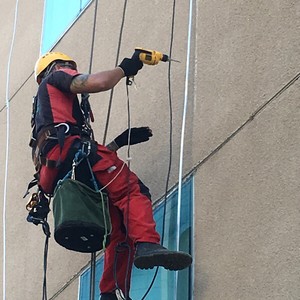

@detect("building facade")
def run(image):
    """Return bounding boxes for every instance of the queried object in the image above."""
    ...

[0,0,299,299]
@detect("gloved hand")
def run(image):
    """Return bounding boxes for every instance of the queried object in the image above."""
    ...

[118,58,143,77]
[114,127,152,148]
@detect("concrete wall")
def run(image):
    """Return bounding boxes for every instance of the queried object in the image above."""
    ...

[0,0,299,299]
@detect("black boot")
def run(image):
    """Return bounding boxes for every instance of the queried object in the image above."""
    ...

[100,293,118,300]
[134,242,192,271]
[100,292,132,300]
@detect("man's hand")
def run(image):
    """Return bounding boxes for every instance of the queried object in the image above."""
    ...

[115,127,152,147]
[106,127,152,151]
[118,58,143,77]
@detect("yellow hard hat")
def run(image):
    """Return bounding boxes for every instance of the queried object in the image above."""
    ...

[34,52,77,83]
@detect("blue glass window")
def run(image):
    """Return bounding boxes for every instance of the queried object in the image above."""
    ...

[41,0,92,53]
[79,176,194,300]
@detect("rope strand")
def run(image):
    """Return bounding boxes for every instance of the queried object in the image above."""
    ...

[3,1,19,299]
[102,0,128,145]
[140,0,177,298]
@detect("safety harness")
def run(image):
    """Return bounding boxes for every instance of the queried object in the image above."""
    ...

[24,93,111,300]
[26,89,97,203]
[29,92,94,172]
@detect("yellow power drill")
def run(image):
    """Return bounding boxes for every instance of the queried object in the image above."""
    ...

[132,47,180,65]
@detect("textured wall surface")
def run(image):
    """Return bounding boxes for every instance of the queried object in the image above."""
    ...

[0,0,299,299]
[194,81,300,300]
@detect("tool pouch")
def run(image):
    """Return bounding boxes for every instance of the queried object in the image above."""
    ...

[53,178,111,253]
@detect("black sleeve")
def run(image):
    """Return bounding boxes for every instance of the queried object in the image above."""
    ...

[47,70,80,93]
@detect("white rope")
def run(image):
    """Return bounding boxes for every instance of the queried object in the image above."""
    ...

[175,0,193,297]
[99,84,132,193]
[3,1,20,299]
[39,0,46,55]
[177,0,194,251]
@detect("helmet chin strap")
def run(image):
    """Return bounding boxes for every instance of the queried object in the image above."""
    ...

[42,61,58,80]
[42,61,75,81]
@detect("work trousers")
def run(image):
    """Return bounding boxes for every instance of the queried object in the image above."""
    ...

[38,136,160,295]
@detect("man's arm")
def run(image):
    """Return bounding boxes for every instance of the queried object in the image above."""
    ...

[70,68,124,94]
[70,57,143,94]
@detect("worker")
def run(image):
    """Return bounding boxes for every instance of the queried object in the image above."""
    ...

[30,51,192,300]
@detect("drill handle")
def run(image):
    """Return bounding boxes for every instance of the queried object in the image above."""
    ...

[132,48,161,65]
[132,47,151,59]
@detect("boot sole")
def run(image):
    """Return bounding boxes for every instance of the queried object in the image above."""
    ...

[134,251,192,271]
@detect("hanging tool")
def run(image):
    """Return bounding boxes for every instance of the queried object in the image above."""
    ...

[132,47,180,65]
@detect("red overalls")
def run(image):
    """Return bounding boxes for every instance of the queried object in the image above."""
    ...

[33,69,160,295]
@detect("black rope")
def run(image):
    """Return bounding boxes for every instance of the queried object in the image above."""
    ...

[27,216,50,300]
[26,190,51,300]
[82,0,179,298]
[113,242,131,300]
[43,230,50,300]
[140,0,177,298]
[112,64,132,300]
[97,1,132,298]
[89,253,96,300]
[85,0,131,298]
[86,2,99,300]
[124,83,132,299]
[88,0,99,73]
[82,0,131,298]
[102,0,128,145]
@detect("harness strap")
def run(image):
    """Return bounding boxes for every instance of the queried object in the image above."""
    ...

[31,124,83,170]
[54,140,102,191]
[31,123,81,149]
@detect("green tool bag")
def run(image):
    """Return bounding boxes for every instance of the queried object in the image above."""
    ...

[53,178,111,253]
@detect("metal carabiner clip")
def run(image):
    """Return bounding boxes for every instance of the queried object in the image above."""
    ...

[54,123,70,134]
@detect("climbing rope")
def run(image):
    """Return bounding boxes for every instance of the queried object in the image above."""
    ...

[76,0,134,298]
[102,0,128,145]
[111,83,133,300]
[2,0,299,300]
[175,0,194,298]
[85,1,99,299]
[93,0,132,298]
[4,1,185,300]
[139,1,177,299]
[83,0,132,299]
[3,1,19,300]
[88,0,99,74]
